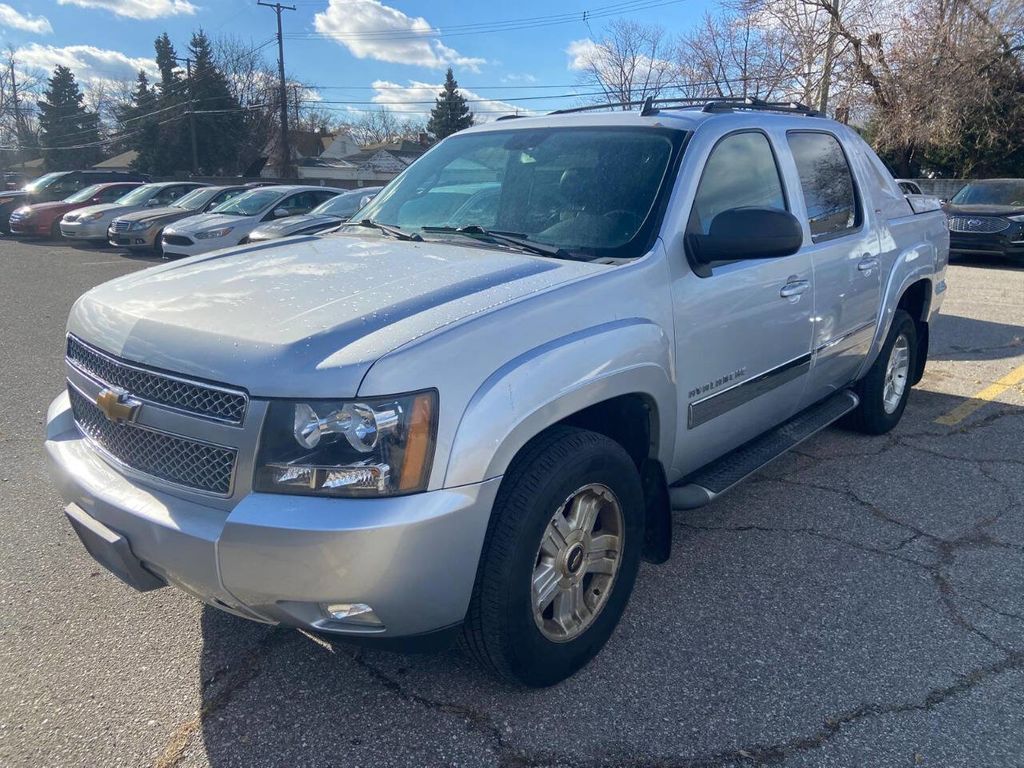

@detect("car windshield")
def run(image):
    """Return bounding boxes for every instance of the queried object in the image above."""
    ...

[951,180,1024,207]
[64,184,105,203]
[23,173,64,193]
[355,127,680,260]
[172,187,221,211]
[312,190,370,217]
[212,189,284,216]
[115,184,159,205]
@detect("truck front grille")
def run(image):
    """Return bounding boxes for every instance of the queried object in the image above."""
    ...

[69,387,237,495]
[66,336,247,424]
[946,215,1010,234]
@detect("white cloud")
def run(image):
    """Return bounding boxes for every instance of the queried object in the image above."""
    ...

[501,73,538,84]
[0,3,53,34]
[566,38,601,71]
[56,0,196,20]
[314,0,485,72]
[15,43,158,87]
[370,79,524,122]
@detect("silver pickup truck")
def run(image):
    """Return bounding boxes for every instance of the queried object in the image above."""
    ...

[45,99,949,687]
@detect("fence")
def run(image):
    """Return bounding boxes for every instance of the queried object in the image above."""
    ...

[910,178,968,200]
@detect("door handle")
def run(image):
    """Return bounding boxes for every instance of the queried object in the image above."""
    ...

[858,255,879,272]
[780,279,810,298]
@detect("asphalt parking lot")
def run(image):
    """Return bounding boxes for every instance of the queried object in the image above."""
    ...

[1,237,1022,768]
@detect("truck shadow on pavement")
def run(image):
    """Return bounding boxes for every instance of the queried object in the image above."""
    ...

[930,313,1024,361]
[190,387,1024,768]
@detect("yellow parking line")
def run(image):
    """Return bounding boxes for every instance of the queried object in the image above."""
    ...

[935,363,1024,426]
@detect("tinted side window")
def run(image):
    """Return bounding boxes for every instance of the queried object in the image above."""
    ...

[787,132,860,240]
[689,132,786,235]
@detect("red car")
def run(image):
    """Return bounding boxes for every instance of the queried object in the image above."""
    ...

[8,182,142,238]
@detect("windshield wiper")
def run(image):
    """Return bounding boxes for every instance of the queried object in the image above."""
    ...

[350,218,422,242]
[420,225,584,260]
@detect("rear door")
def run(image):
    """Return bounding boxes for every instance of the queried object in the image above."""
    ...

[671,129,815,475]
[784,131,881,408]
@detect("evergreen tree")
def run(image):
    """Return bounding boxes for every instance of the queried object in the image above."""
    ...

[139,32,188,174]
[119,71,160,171]
[154,33,181,97]
[37,65,101,170]
[427,68,473,140]
[187,29,245,173]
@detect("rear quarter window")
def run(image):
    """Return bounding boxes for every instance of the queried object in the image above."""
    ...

[786,131,861,240]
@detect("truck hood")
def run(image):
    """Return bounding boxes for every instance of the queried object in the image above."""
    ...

[68,233,603,398]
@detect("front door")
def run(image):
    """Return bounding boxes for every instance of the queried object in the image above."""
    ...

[670,130,814,477]
[785,130,881,407]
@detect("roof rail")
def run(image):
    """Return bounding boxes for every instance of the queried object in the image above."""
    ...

[548,95,821,118]
[495,113,525,121]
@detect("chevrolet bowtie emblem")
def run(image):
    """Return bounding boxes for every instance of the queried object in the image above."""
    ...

[95,387,141,424]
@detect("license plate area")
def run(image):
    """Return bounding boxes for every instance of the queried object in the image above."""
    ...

[64,503,165,592]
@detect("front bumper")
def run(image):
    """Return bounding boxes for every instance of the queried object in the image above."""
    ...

[45,391,500,637]
[60,219,110,241]
[9,216,48,236]
[160,232,234,258]
[109,225,160,250]
[949,229,1024,259]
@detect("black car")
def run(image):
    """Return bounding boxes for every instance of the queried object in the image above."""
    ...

[0,169,150,234]
[943,179,1024,261]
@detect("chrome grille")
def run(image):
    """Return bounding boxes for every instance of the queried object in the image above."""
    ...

[111,220,130,233]
[947,215,1010,234]
[69,387,236,495]
[66,336,247,424]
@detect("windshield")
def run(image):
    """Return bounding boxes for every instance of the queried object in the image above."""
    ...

[115,184,159,206]
[24,173,64,193]
[355,127,681,260]
[312,189,372,217]
[951,180,1024,207]
[212,189,284,216]
[65,184,104,203]
[173,187,222,211]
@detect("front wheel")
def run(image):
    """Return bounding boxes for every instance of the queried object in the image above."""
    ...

[462,426,644,687]
[845,309,917,434]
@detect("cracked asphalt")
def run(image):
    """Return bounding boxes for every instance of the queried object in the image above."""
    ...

[1,238,1023,768]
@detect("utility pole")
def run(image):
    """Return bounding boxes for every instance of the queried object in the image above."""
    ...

[818,0,841,115]
[258,1,295,178]
[175,55,199,175]
[9,58,22,153]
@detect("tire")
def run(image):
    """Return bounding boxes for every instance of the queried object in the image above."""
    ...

[462,426,644,687]
[153,230,164,256]
[50,220,62,240]
[845,309,917,435]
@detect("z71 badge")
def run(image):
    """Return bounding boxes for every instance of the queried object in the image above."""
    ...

[688,367,747,400]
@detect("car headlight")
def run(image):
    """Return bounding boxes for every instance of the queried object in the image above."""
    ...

[13,206,31,217]
[254,391,437,497]
[1007,214,1024,223]
[195,226,234,239]
[128,220,154,231]
[79,212,104,221]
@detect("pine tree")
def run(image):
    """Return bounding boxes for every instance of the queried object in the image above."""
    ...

[187,29,245,173]
[154,33,181,97]
[144,32,189,174]
[120,71,160,171]
[427,68,473,140]
[37,65,101,170]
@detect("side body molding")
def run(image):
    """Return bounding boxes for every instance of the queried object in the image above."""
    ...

[443,319,676,488]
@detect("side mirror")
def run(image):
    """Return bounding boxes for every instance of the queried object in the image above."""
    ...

[146,198,161,207]
[689,207,803,266]
[272,207,292,219]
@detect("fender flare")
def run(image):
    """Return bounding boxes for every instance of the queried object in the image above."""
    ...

[443,318,676,488]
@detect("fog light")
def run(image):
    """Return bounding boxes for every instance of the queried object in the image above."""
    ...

[323,602,382,627]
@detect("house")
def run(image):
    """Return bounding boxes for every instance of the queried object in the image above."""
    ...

[92,150,138,173]
[297,133,432,185]
[258,128,337,178]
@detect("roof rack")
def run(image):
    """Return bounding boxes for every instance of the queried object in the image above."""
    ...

[548,95,821,118]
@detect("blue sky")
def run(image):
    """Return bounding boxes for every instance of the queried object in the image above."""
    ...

[0,0,716,120]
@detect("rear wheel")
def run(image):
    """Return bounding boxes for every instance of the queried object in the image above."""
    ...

[462,426,644,687]
[845,309,917,434]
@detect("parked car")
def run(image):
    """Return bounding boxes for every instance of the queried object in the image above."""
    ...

[160,185,342,257]
[45,100,948,686]
[3,172,25,191]
[109,185,254,253]
[942,178,1024,261]
[895,179,922,196]
[60,182,205,243]
[245,186,382,242]
[9,182,143,239]
[0,170,150,234]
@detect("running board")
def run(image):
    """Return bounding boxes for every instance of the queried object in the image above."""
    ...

[669,390,859,510]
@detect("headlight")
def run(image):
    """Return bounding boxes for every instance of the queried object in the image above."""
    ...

[80,212,104,221]
[254,390,437,497]
[195,226,234,239]
[128,220,154,231]
[1008,214,1024,223]
[13,206,31,217]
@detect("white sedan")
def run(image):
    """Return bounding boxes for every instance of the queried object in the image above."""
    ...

[160,185,343,257]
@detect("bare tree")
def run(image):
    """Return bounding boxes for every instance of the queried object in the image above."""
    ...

[573,19,675,107]
[348,108,426,146]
